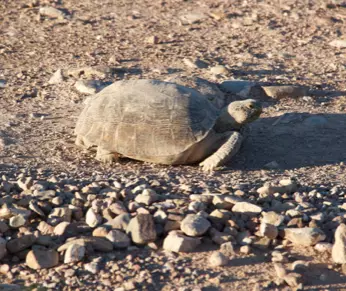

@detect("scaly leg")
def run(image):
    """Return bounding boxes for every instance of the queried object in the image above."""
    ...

[199,131,243,172]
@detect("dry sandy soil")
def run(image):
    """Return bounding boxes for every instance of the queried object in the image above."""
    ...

[1,0,346,290]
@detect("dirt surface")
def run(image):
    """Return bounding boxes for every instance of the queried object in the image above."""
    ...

[1,0,346,290]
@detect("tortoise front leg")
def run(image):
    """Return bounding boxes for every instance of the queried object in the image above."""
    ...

[199,131,243,172]
[96,147,119,164]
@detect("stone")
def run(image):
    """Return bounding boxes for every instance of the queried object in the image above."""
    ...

[180,214,211,237]
[0,237,7,260]
[37,221,54,235]
[17,177,33,191]
[48,69,64,84]
[209,228,234,245]
[86,208,102,228]
[54,222,78,237]
[84,261,100,274]
[283,272,303,287]
[291,260,309,273]
[210,65,228,75]
[64,244,86,263]
[74,80,99,95]
[274,263,287,278]
[260,223,278,239]
[48,207,72,224]
[9,215,26,228]
[104,213,131,230]
[220,242,235,256]
[219,80,255,94]
[284,227,326,246]
[163,232,201,252]
[332,224,346,264]
[232,202,262,216]
[6,235,36,253]
[39,6,66,20]
[134,189,158,205]
[315,242,333,253]
[26,249,59,269]
[261,85,308,99]
[261,212,285,226]
[179,12,206,24]
[93,226,109,237]
[209,251,229,267]
[106,230,130,248]
[58,237,113,253]
[126,214,157,244]
[329,39,346,48]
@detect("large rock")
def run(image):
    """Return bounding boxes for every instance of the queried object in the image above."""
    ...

[163,232,201,252]
[104,213,130,230]
[86,208,102,228]
[58,237,113,253]
[0,237,7,260]
[180,214,211,237]
[284,228,325,246]
[126,214,157,244]
[6,235,36,253]
[232,202,262,216]
[26,249,59,269]
[106,230,130,248]
[64,244,86,263]
[332,223,346,264]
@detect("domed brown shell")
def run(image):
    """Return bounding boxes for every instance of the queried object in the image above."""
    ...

[75,79,219,161]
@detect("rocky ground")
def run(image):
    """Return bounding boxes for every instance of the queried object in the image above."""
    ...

[1,0,346,290]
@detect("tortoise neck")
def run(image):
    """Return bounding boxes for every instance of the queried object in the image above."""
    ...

[213,108,240,133]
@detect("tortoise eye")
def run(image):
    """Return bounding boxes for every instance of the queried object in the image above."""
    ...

[248,103,254,108]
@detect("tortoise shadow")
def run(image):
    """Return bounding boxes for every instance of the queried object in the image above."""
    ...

[228,112,346,170]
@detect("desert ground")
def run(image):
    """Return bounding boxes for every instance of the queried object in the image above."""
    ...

[1,0,346,290]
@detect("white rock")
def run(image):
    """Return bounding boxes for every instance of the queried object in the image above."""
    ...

[163,232,201,252]
[179,12,206,24]
[134,189,158,205]
[315,242,333,253]
[64,244,86,263]
[329,39,346,48]
[332,224,346,264]
[39,6,66,19]
[86,208,102,228]
[48,69,64,84]
[284,227,326,246]
[210,65,228,75]
[260,223,278,239]
[232,202,262,216]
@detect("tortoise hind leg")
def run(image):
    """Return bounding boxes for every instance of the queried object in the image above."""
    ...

[75,135,94,149]
[96,147,119,164]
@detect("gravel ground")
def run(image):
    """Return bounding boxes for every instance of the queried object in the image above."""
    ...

[1,0,346,290]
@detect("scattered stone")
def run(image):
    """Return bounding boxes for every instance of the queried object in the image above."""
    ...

[135,189,158,205]
[104,213,131,230]
[220,242,235,256]
[163,232,201,252]
[58,237,113,253]
[64,244,86,264]
[93,226,109,237]
[291,260,309,273]
[315,242,333,253]
[284,228,326,246]
[86,208,102,228]
[6,235,36,253]
[260,223,278,239]
[9,215,26,228]
[220,80,255,94]
[283,272,303,288]
[126,214,157,244]
[75,80,99,95]
[274,263,287,278]
[26,249,59,269]
[146,36,159,44]
[332,223,346,264]
[17,177,33,191]
[261,85,308,99]
[262,212,285,226]
[240,245,251,254]
[232,202,262,216]
[179,12,206,24]
[180,214,211,237]
[106,230,131,248]
[210,65,228,75]
[209,251,229,267]
[329,39,346,48]
[84,261,100,274]
[48,69,64,84]
[39,6,67,20]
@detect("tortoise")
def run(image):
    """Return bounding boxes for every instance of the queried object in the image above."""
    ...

[75,79,262,171]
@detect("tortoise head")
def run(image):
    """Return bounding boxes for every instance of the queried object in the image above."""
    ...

[227,99,262,125]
